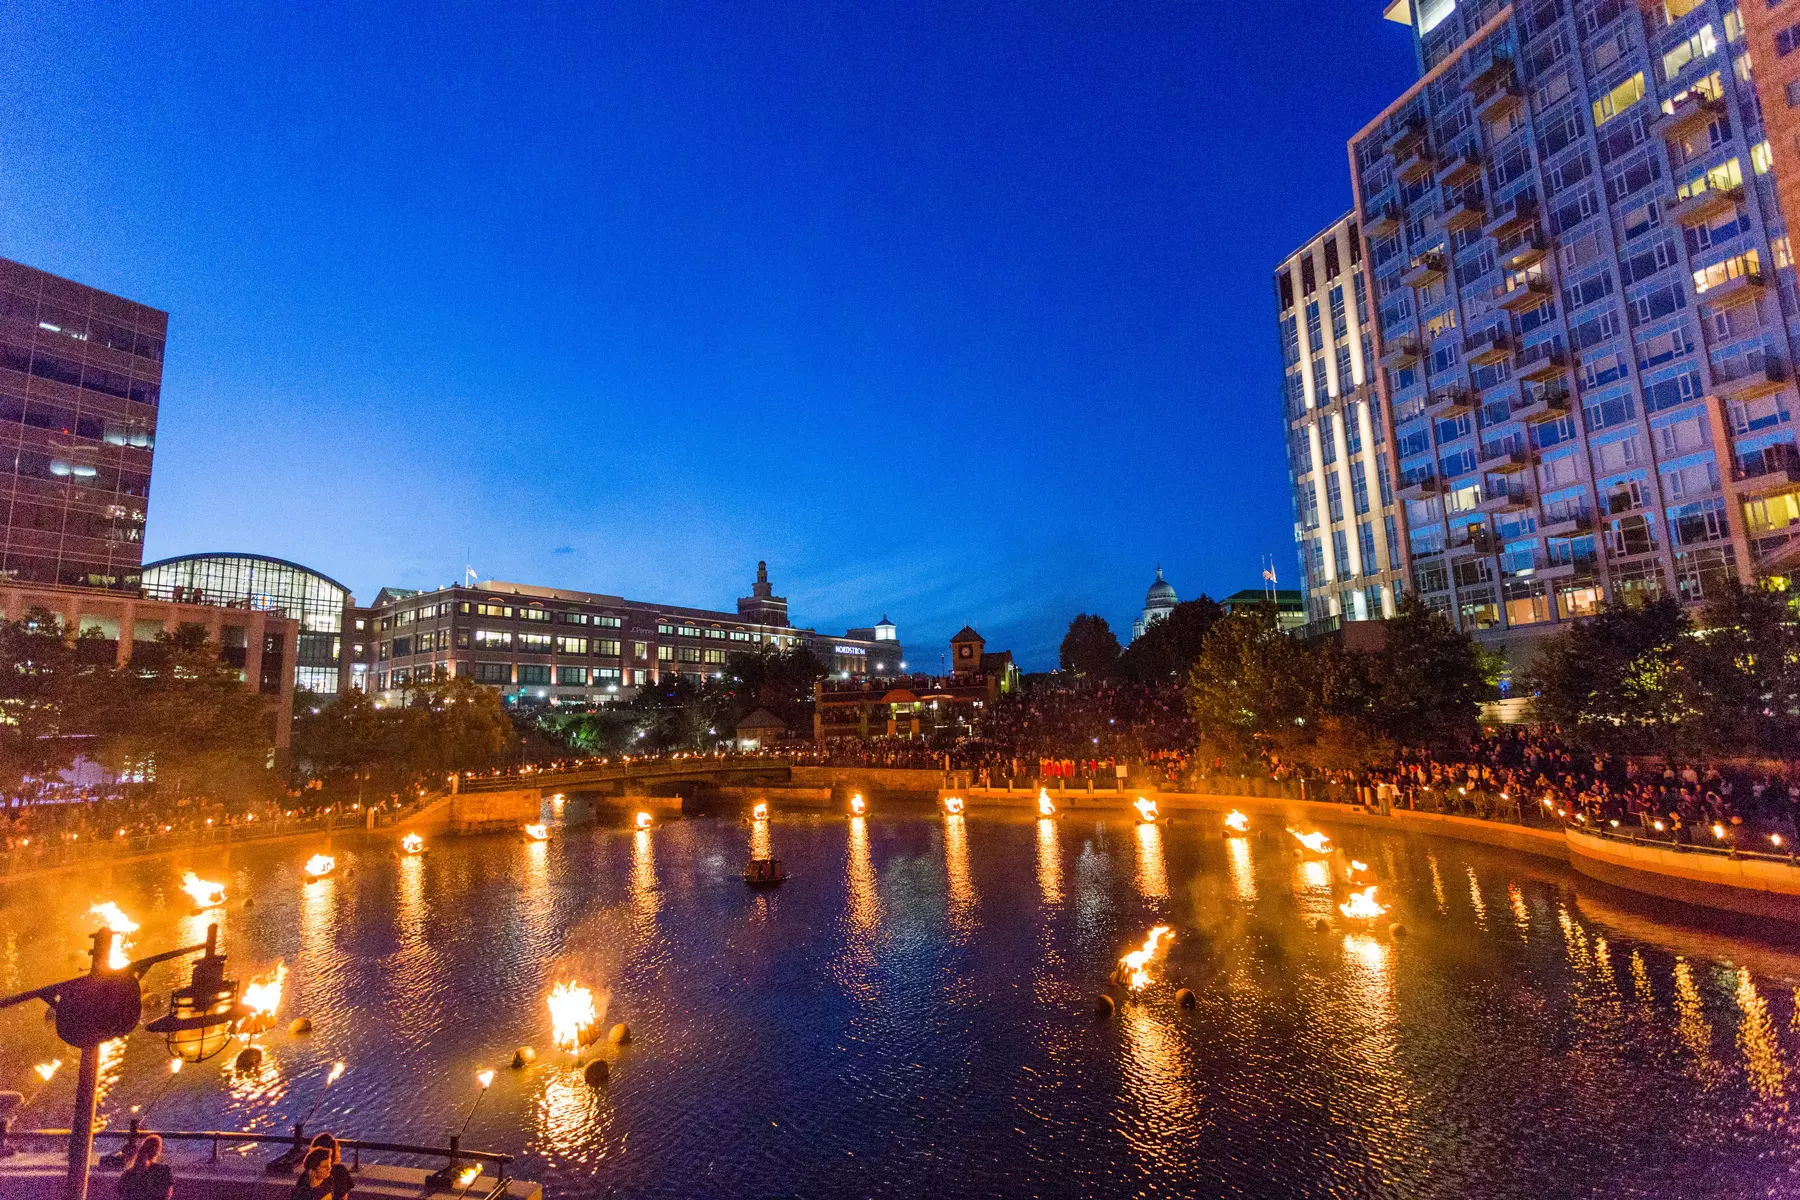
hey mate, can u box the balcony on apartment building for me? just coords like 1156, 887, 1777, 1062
1365, 204, 1401, 238
1444, 193, 1486, 231
1383, 117, 1426, 156
1401, 250, 1447, 287
1498, 232, 1549, 273
1477, 479, 1531, 513
1484, 192, 1538, 238
1539, 509, 1593, 538
1714, 355, 1786, 401
1378, 337, 1421, 370
1495, 275, 1551, 311
1397, 473, 1444, 501
1465, 326, 1512, 366
1514, 343, 1569, 382
1671, 182, 1744, 227
1731, 444, 1800, 496
1436, 149, 1483, 189
1477, 443, 1533, 474
1472, 69, 1522, 122
1513, 385, 1572, 423
1657, 90, 1727, 141
1426, 387, 1473, 418
1695, 258, 1765, 308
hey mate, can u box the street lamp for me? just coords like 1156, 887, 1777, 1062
0, 923, 239, 1200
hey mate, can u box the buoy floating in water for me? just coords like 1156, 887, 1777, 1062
583, 1060, 610, 1087
1175, 988, 1196, 1009
234, 1046, 264, 1072
608, 1023, 631, 1046
288, 1017, 313, 1035
1093, 994, 1116, 1018
511, 1046, 536, 1069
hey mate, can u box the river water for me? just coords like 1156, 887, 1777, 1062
4, 811, 1800, 1198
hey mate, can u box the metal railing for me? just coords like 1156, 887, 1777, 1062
5, 1124, 513, 1194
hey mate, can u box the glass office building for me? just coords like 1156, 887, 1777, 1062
140, 552, 351, 694
1340, 0, 1800, 655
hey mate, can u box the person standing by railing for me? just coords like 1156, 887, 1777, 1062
116, 1134, 172, 1200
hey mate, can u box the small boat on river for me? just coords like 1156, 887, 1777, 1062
743, 857, 786, 888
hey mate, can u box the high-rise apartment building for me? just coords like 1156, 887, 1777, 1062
1340, 0, 1800, 657
1277, 216, 1411, 628
0, 258, 162, 591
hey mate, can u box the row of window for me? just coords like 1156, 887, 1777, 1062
0, 342, 160, 406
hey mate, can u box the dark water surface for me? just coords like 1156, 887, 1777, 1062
5, 812, 1800, 1198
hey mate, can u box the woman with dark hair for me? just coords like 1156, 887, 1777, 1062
117, 1135, 172, 1200
307, 1132, 354, 1199
292, 1149, 334, 1200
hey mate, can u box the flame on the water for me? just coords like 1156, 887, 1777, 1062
635, 812, 652, 831
1288, 828, 1331, 854
523, 824, 549, 841
752, 801, 768, 821
401, 833, 424, 854
179, 871, 226, 909
944, 796, 965, 815
1037, 789, 1055, 817
35, 1059, 62, 1082
1338, 885, 1389, 921
1118, 925, 1174, 991
548, 981, 599, 1053
850, 794, 866, 815
89, 902, 139, 969
1133, 797, 1158, 822
302, 854, 335, 879
239, 961, 286, 1028
1224, 810, 1249, 833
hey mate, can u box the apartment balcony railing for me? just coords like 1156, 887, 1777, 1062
1714, 356, 1786, 401
1426, 387, 1473, 418
1670, 184, 1743, 228
1495, 276, 1551, 311
1365, 204, 1401, 238
1658, 91, 1727, 140
1383, 118, 1427, 156
1498, 233, 1549, 273
1378, 338, 1420, 370
1539, 511, 1593, 537
1478, 481, 1531, 512
1466, 327, 1512, 365
1436, 149, 1483, 188
1444, 195, 1486, 231
1395, 142, 1437, 184
1473, 77, 1522, 122
1484, 192, 1538, 237
1731, 445, 1800, 496
1398, 474, 1444, 501
1696, 264, 1765, 308
1401, 251, 1446, 287
1477, 446, 1532, 474
1514, 386, 1571, 422
1515, 345, 1569, 382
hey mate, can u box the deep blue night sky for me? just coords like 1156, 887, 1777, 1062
0, 2, 1415, 668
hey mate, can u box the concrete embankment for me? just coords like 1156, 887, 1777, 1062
0, 1149, 539, 1200
1565, 826, 1800, 920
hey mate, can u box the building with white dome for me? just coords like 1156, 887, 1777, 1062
1131, 566, 1178, 642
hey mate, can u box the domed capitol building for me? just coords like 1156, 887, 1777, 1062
1131, 566, 1177, 642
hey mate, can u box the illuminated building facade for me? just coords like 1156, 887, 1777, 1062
1277, 216, 1411, 631
360, 562, 903, 706
140, 553, 354, 695
1319, 0, 1800, 657
0, 258, 162, 592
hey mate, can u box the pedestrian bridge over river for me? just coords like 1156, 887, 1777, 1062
415, 757, 952, 835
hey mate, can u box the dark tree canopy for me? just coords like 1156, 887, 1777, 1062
1118, 596, 1225, 683
1058, 613, 1121, 679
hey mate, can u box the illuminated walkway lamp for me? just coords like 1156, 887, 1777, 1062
0, 924, 237, 1200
